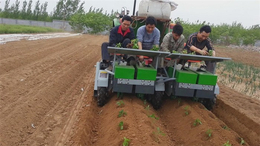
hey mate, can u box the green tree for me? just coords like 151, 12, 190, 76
33, 0, 40, 20
21, 0, 27, 19
26, 0, 33, 19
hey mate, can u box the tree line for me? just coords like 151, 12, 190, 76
0, 0, 259, 45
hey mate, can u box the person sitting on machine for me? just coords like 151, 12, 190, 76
136, 16, 160, 61
101, 15, 136, 69
159, 24, 185, 74
183, 25, 216, 73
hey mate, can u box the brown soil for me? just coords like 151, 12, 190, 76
0, 34, 259, 146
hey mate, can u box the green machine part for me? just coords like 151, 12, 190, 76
136, 66, 157, 80
174, 69, 198, 84
114, 65, 135, 79
193, 70, 218, 85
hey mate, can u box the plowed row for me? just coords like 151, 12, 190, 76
0, 34, 259, 146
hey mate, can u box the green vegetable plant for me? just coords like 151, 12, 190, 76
193, 119, 202, 126
119, 121, 124, 130
123, 137, 130, 146
148, 114, 159, 120
206, 129, 212, 138
116, 42, 121, 48
116, 100, 125, 107
118, 110, 127, 117
223, 140, 232, 146
208, 50, 213, 56
184, 106, 190, 115
240, 138, 245, 145
131, 39, 139, 49
151, 45, 159, 51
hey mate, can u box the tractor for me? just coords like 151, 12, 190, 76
94, 0, 231, 110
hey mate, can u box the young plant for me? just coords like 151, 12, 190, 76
223, 140, 232, 146
118, 110, 127, 118
206, 129, 212, 138
193, 119, 202, 126
118, 121, 124, 130
178, 98, 181, 106
145, 105, 150, 110
222, 125, 229, 130
116, 100, 125, 107
155, 127, 165, 136
123, 137, 130, 146
148, 114, 159, 120
184, 106, 190, 115
240, 138, 245, 145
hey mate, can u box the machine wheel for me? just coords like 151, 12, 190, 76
97, 87, 108, 106
151, 91, 163, 110
199, 96, 216, 110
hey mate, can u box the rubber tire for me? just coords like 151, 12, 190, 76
97, 87, 107, 106
199, 96, 216, 110
151, 91, 163, 110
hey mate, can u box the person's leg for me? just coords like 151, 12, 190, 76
121, 38, 131, 48
205, 61, 216, 74
101, 42, 110, 62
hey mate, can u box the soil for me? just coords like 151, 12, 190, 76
0, 34, 259, 146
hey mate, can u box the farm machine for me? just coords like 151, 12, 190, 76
94, 0, 231, 110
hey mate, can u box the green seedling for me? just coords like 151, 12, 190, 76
145, 105, 150, 110
148, 114, 159, 120
116, 42, 121, 48
118, 110, 127, 118
193, 119, 202, 126
206, 129, 212, 138
151, 45, 159, 51
208, 50, 213, 56
178, 98, 181, 106
222, 125, 229, 130
182, 49, 187, 54
123, 137, 130, 146
240, 138, 245, 145
172, 50, 178, 53
144, 99, 147, 105
118, 121, 124, 130
223, 140, 232, 146
155, 127, 165, 136
116, 100, 125, 107
184, 106, 190, 115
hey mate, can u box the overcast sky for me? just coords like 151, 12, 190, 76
1, 0, 259, 28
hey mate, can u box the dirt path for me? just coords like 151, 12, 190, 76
0, 34, 259, 146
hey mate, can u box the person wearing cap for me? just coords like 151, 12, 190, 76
101, 15, 136, 67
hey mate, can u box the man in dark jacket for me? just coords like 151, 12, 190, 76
184, 25, 216, 73
101, 15, 135, 66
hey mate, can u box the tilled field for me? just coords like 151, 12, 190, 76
0, 34, 259, 146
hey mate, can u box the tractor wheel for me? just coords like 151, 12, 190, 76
199, 96, 216, 110
151, 91, 163, 110
97, 87, 108, 106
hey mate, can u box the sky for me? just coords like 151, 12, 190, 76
1, 0, 259, 28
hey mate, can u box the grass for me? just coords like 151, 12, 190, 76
217, 60, 260, 98
0, 24, 63, 34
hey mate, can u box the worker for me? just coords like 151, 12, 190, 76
101, 15, 135, 68
184, 25, 216, 73
136, 16, 160, 61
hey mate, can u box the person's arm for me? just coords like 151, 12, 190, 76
206, 38, 216, 56
154, 29, 160, 47
109, 28, 117, 47
176, 37, 185, 53
187, 35, 208, 55
136, 27, 143, 50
